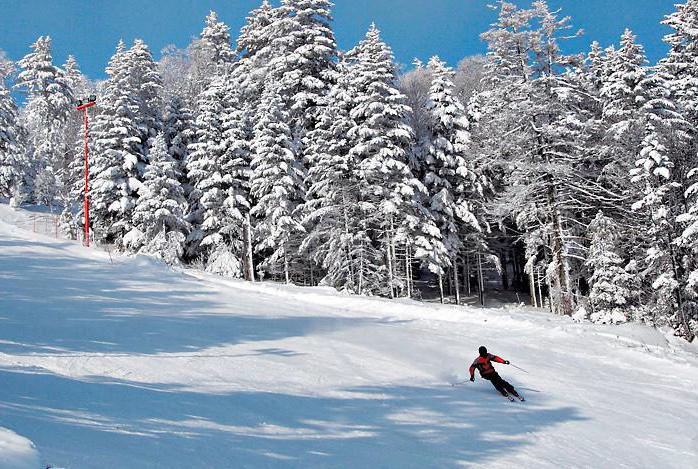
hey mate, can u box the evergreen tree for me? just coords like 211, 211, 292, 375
126, 133, 189, 264
0, 56, 27, 198
58, 55, 88, 231
14, 35, 73, 205
185, 77, 226, 260
220, 74, 256, 280
266, 0, 338, 161
656, 0, 698, 340
237, 0, 278, 60
423, 56, 485, 300
127, 40, 163, 149
477, 1, 594, 315
163, 95, 195, 184
90, 41, 144, 245
585, 211, 633, 323
346, 25, 440, 297
250, 82, 305, 283
188, 11, 235, 98
301, 59, 382, 293
661, 0, 698, 124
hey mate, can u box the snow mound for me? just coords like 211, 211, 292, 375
0, 428, 39, 469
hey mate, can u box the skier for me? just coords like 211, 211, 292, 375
469, 346, 524, 401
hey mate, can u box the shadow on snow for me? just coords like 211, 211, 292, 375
0, 237, 376, 355
0, 367, 585, 468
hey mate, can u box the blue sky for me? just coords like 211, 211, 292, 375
0, 0, 677, 79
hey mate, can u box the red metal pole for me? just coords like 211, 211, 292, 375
76, 99, 96, 247
83, 108, 90, 247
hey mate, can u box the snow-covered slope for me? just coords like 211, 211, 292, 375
1, 205, 697, 468
0, 427, 39, 469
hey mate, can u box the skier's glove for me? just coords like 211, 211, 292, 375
469, 376, 475, 382
504, 360, 510, 364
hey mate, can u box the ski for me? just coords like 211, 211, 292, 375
503, 393, 516, 401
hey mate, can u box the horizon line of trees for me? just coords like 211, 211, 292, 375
1, 0, 697, 342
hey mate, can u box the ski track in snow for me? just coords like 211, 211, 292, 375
1, 204, 697, 468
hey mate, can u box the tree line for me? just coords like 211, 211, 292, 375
1, 0, 697, 341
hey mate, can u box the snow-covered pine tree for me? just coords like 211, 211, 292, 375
301, 59, 383, 293
657, 0, 698, 341
220, 72, 256, 281
0, 55, 27, 198
90, 40, 145, 246
589, 30, 650, 216
188, 11, 235, 99
126, 40, 163, 150
250, 81, 305, 283
661, 0, 698, 125
423, 56, 485, 302
627, 59, 695, 339
158, 44, 192, 104
266, 0, 338, 164
126, 133, 189, 264
345, 24, 440, 298
585, 211, 633, 324
57, 55, 89, 236
398, 60, 432, 175
163, 95, 195, 185
233, 1, 280, 101
600, 30, 648, 137
631, 121, 686, 333
185, 78, 226, 261
63, 55, 88, 98
239, 0, 338, 283
197, 10, 236, 65
14, 35, 73, 206
237, 0, 278, 60
477, 1, 592, 315
185, 72, 252, 278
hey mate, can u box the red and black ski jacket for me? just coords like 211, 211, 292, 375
470, 353, 506, 378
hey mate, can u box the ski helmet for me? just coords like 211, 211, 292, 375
478, 346, 487, 357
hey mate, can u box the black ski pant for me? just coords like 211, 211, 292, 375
483, 372, 518, 396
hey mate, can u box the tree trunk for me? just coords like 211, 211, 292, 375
438, 273, 444, 304
386, 220, 395, 299
500, 250, 509, 290
537, 268, 544, 311
529, 265, 538, 307
453, 257, 460, 305
477, 252, 485, 307
358, 239, 364, 295
549, 185, 573, 315
405, 244, 412, 298
465, 253, 471, 297
341, 192, 355, 288
284, 246, 290, 285
446, 268, 452, 297
668, 234, 694, 341
243, 213, 255, 282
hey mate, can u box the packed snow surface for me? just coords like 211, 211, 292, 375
1, 204, 697, 468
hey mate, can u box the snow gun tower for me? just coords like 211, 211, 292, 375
75, 95, 97, 247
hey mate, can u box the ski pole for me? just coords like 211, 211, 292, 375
510, 363, 529, 373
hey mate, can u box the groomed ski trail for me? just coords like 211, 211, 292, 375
1, 205, 698, 468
